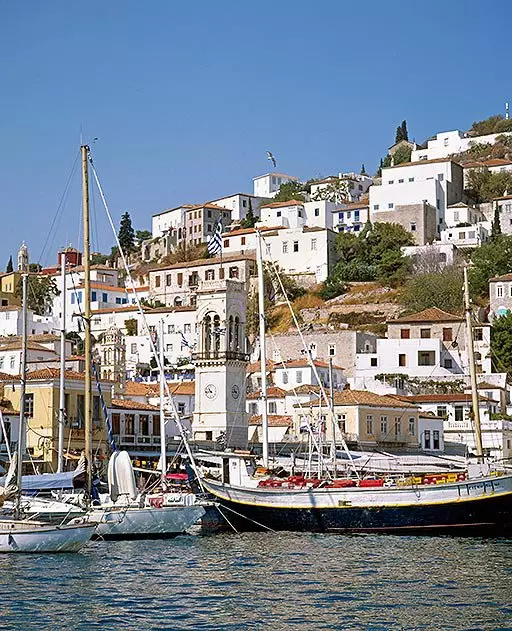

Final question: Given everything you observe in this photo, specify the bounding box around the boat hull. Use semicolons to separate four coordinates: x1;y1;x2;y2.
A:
0;521;96;553
204;475;512;535
91;505;206;540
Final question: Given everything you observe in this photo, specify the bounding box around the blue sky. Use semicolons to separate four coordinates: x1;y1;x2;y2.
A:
0;0;510;267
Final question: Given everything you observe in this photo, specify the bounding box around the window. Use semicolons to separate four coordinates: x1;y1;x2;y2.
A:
420;328;431;339
130;343;137;354
408;417;415;435
409;177;414;182
281;371;289;385
166;343;173;353
207;210;212;218
443;138;449;147
205;269;215;281
229;266;239;279
266;244;271;255
373;204;379;210
400;328;410;339
497;285;504;298
388;203;394;209
0;358;3;370
296;370;302;384
207;224;212;233
241;237;246;246
442;328;452;342
223;239;230;248
268;401;277;414
91;291;97;301
219;267;225;280
439;173;444;181
354;225;360;232
354;211;360;221
454;406;464;423
437;406;447;418
437;199;441;209
424;430;431;449
277;211;281;217
337;414;346;432
328;344;336;357
453;211;460;222
298;210;303;218
9;356;15;369
474;328;483;341
116;297;122;305
468;231;475;239
338;212;344;222
25;393;34;417
388;180;394;185
184;324;191;334
282;242;288;254
71;293;75;305
433;430;440;450
249;403;258;416
314;208;319;217
311;239;317;251
293;241;299;253
443;357;453;369
155;276;161;288
418;351;435;366
399;353;406;367
366;415;374;435
394;418;401;437
380;416;388;434
177;273;183;286
370;357;378;367
177;402;186;416
410;223;417;232
346;211;351;219
398;179;404;183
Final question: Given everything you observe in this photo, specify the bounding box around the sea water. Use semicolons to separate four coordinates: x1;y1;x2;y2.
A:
1;533;511;630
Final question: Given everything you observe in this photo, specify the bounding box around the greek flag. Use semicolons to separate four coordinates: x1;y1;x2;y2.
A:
207;220;223;256
180;331;192;348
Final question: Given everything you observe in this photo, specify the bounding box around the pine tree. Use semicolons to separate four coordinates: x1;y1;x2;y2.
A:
6;255;13;273
401;120;408;141
118;212;136;253
491;203;502;240
242;198;257;228
360;163;367;175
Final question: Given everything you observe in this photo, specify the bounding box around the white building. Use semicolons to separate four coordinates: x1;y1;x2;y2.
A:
253;173;299;198
310;173;372;202
445;202;486;228
411;130;512;162
370;158;465;231
440;223;489;248
402;393;512;461
0;306;58;338
259;199;337;230
402;242;460;272
272;358;346;392
332;201;370;234
463;159;512;187
151;205;194;239
207;193;268;223
491;195;512;235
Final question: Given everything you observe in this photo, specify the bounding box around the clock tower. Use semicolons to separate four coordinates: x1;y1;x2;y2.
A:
193;277;248;449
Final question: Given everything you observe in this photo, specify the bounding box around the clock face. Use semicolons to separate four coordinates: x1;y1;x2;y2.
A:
231;384;240;399
204;383;218;400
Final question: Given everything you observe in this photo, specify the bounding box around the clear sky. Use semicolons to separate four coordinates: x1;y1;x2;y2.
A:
0;0;510;267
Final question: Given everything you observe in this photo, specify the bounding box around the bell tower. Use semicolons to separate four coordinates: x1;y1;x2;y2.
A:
17;242;29;272
193;278;248;449
98;324;126;396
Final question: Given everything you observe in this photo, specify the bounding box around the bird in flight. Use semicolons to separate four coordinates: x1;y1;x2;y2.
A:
266;151;276;168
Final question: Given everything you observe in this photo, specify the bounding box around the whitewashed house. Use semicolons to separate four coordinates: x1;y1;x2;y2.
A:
332;200;370;234
207;193;268;223
253;173;299;198
411;130;512;162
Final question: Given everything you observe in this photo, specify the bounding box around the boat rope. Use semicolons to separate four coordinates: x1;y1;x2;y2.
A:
88;152;205;492
259;231;359;479
216;503;276;532
215;505;239;534
91;361;117;453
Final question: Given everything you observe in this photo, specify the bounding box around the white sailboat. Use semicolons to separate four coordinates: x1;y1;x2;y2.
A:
0;275;96;553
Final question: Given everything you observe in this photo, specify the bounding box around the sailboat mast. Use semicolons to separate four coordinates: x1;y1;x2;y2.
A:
463;266;484;463
329;357;337;475
15;273;28;516
256;230;269;468
57;250;66;473
81;144;93;496
159;319;167;485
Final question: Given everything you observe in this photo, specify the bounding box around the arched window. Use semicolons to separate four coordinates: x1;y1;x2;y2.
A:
228;315;234;351
174;296;183;306
213;314;221;356
234;316;240;352
203;314;212;355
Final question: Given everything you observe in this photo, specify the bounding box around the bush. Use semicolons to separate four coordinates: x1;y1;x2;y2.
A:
400;266;464;314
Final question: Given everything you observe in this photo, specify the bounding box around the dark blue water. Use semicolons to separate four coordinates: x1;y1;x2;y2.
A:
1;533;511;630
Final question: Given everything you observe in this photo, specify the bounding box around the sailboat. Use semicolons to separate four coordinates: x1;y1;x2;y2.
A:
0;275;96;553
56;144;208;539
201;237;512;534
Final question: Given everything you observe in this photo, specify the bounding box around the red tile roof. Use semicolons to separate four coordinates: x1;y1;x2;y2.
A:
277;358;344;370
490;273;512;282
0;341;56;352
260;199;305;209
391;307;462;324
331;390;418;409
398;393;491;404
111;399;160;411
247;386;287;399
247;360;275;374
248;414;292;427
222;226;284;238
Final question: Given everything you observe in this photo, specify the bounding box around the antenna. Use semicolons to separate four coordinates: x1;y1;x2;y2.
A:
506;102;509;120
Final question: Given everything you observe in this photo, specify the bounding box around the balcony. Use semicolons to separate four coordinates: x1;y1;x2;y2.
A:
115;434;162;447
193;351;249;362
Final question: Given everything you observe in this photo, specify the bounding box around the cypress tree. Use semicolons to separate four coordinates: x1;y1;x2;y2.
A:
360;163;367;175
401;120;408;141
395;126;403;144
118;212;136;253
491;204;502;240
6;255;13;273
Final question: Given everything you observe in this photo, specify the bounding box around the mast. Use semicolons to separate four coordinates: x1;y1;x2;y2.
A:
57;250;66;473
82;144;93;497
15;273;28;517
159;318;167;486
463;266;484;463
256;230;269;468
328;357;337;474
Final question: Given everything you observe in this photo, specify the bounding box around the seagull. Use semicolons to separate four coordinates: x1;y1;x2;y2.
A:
266;151;276;168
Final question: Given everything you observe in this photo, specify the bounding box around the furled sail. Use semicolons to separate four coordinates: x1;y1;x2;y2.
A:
108;451;138;503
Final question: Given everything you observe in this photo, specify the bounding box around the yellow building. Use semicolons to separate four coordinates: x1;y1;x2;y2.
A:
0;271;23;307
293;390;421;448
0;368;112;472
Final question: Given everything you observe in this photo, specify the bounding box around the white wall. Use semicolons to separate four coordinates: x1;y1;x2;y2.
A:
253;173;298;198
440;223;489;248
152;207;188;239
411;130;512;162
